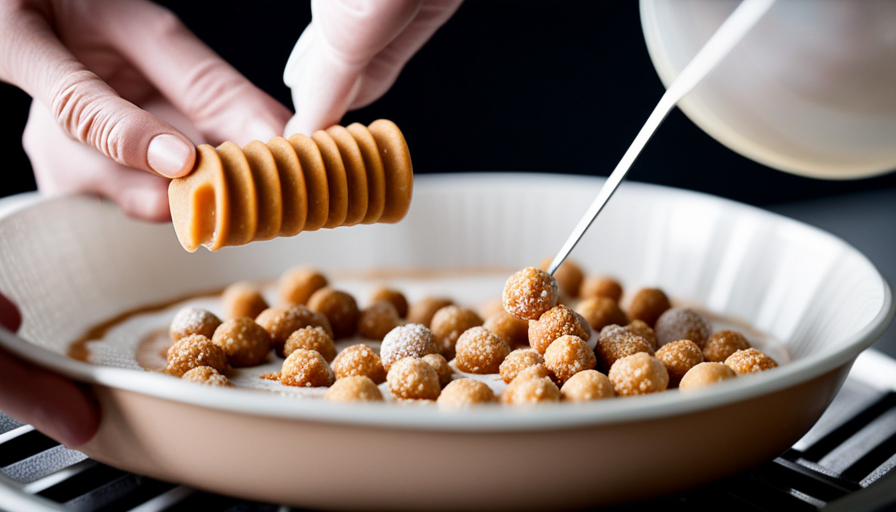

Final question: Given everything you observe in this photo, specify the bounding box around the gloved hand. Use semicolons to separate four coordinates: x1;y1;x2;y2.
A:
4;0;291;221
284;0;463;136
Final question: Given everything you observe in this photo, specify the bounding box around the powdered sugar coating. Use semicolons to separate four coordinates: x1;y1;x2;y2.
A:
387;357;441;400
543;335;596;385
169;307;221;343
654;307;713;349
166;334;228;377
528;305;590;354
455;326;510;374
560;370;614;401
596;324;654;372
608;353;669;396
437;379;496;408
679;362;737;390
380;324;439;371
280;349;334;388
499;348;546;384
430;306;483;358
502;267;558;321
655;339;704;387
332;344;386;383
625;320;658;351
284;326;337;362
182;366;232;387
704;330;751;362
325;376;383;402
725;348;778;374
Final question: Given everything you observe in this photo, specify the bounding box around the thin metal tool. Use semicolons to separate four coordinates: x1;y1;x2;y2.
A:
546;0;775;275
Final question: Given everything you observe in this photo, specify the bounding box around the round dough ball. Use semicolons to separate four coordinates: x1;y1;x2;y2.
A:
430;306;483;359
654;307;712;348
579;276;623;303
576;297;627;332
278;267;328;305
502;375;560;405
502;267;558;321
211;317;271;367
256;305;333;356
380;324;439;371
725;348;778;374
357;300;401;340
170;307;221;344
406;297;454;327
332;344;386;383
325;376;384;402
222;281;269;320
437;379;496;408
543;335;596;385
703;330;751;362
307;287;360;339
387;357;441;400
370;288;409;318
455;327;511;374
560;370;614;401
595;324;654;372
608;353;669;396
679;362;737;390
483;310;529;347
627;288;671;328
539;257;584;298
280;349;335;388
655;339;704;387
422;353;453;387
182;366;232;387
528;305;590;355
624;320;658;351
499;348;546;384
166;334;228;377
284;325;337;362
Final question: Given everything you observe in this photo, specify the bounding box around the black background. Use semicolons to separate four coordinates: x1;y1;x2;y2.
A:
3;1;896;203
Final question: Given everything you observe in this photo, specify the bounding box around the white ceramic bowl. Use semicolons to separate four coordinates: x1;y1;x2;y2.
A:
0;174;892;510
641;0;896;179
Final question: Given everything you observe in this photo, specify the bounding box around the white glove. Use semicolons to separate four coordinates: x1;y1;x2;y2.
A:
283;0;463;136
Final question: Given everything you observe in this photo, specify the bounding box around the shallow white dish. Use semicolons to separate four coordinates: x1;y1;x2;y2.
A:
0;173;892;509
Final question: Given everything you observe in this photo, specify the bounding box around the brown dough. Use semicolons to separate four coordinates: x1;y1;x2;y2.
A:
169;144;229;252
347;122;386;224
267;136;307;237
288;133;329;231
369;119;413;224
327;125;368;226
312;130;349;229
242;140;283;241
217;141;258;246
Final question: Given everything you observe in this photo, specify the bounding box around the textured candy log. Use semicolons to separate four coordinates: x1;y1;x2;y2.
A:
169;120;412;253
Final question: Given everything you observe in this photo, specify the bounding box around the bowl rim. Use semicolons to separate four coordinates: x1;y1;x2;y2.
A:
0;174;892;432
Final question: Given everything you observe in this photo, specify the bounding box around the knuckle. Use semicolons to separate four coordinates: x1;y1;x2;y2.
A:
180;58;255;122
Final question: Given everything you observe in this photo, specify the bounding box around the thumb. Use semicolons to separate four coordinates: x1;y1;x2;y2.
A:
1;9;195;178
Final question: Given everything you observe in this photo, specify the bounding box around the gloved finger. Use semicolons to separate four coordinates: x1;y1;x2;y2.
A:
0;5;195;178
348;0;463;110
283;0;424;135
24;101;172;222
99;0;291;146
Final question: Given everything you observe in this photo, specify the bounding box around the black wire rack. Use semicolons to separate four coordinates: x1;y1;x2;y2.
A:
2;350;895;512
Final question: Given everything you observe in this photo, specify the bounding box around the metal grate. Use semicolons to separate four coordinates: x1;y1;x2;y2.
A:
2;351;895;512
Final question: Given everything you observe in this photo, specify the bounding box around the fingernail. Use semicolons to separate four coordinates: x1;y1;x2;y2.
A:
148;134;192;178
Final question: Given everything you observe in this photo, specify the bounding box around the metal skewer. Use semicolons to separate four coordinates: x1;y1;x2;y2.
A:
546;0;775;275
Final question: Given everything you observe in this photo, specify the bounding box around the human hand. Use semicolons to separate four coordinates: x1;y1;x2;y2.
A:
0;292;99;447
4;0;291;221
284;0;463;136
